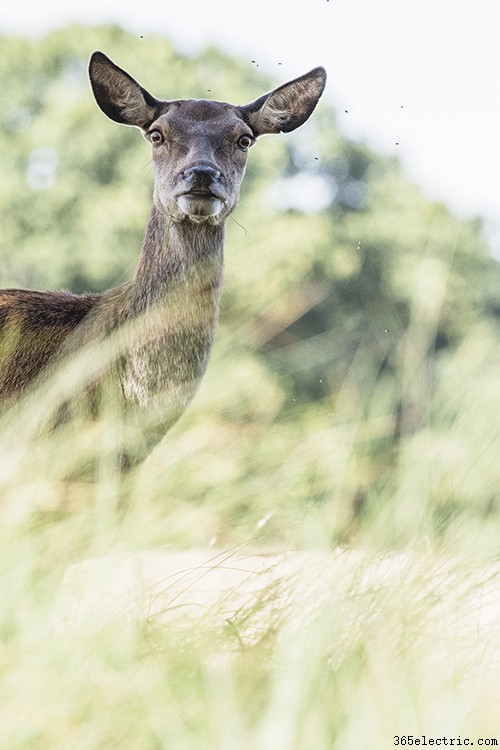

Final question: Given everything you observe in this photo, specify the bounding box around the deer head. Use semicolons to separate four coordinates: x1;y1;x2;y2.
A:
88;52;327;226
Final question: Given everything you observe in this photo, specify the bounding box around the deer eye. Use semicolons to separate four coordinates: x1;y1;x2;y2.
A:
237;134;254;151
148;130;164;146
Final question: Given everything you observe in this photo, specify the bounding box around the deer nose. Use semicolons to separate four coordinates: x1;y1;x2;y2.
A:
183;165;221;188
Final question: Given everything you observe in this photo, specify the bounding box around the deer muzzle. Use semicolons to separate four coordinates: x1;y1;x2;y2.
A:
176;165;227;222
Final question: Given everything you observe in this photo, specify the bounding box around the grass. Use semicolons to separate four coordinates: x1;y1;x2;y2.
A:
1;260;500;749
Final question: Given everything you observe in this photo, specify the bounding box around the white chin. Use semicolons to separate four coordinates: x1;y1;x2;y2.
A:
177;195;223;222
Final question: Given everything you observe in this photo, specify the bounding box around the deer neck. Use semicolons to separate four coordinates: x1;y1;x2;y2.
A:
129;205;225;311
115;205;226;414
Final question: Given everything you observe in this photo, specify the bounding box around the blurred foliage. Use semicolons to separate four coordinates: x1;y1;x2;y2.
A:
2;25;500;750
1;24;500;550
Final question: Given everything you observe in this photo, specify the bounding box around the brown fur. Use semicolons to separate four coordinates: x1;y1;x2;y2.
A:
0;290;99;397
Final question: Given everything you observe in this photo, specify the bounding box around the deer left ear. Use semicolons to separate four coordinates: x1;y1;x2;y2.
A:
89;51;162;130
239;67;326;136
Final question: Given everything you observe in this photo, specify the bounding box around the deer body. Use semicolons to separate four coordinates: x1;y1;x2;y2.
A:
0;52;326;457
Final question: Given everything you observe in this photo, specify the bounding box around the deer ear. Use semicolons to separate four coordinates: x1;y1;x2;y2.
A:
240;67;326;136
89;51;162;130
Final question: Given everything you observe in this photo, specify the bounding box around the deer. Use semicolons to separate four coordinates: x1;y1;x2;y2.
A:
0;52;326;466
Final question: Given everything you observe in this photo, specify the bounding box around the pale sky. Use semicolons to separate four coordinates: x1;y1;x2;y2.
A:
2;0;500;249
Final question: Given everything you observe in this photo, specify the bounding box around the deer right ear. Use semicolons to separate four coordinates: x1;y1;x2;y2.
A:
89;51;162;130
240;66;327;136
